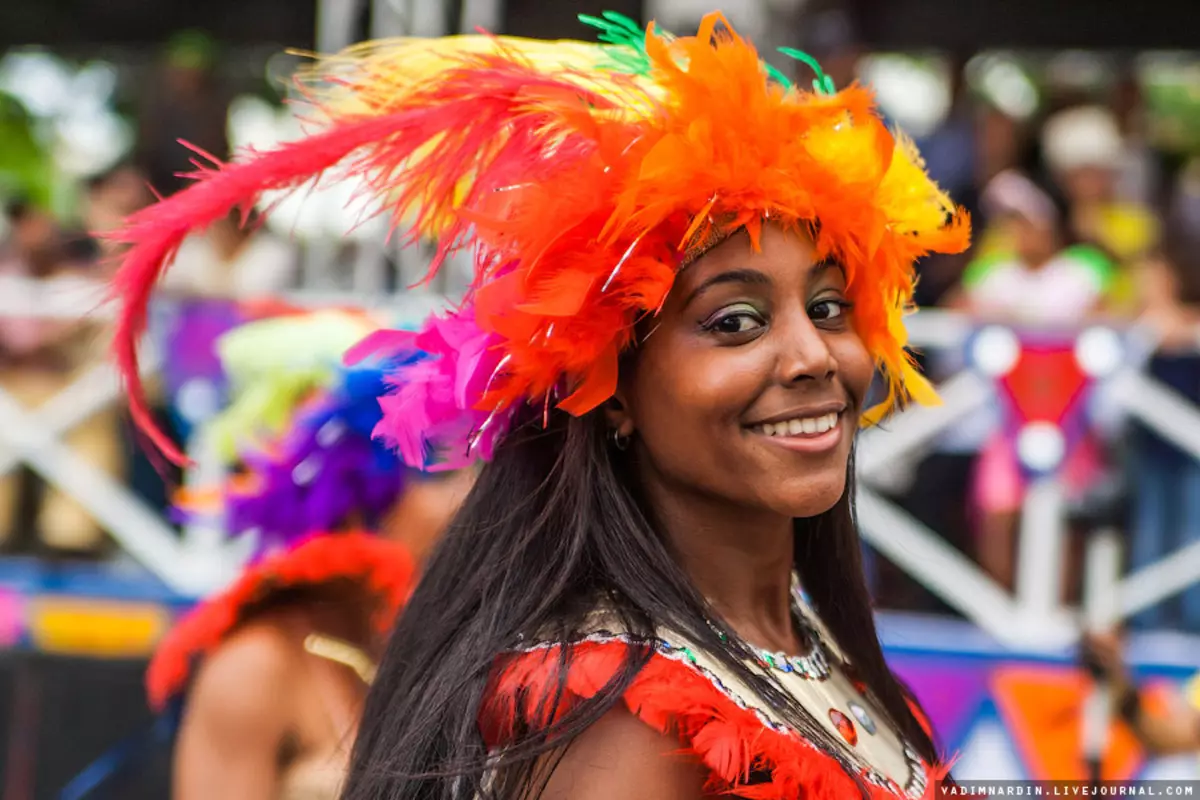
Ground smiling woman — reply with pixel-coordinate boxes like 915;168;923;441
616;226;875;527
106;11;969;800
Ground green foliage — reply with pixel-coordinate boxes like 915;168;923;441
0;92;54;209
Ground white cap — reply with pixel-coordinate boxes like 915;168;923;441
982;169;1059;226
1042;106;1124;174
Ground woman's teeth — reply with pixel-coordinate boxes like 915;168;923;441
755;412;839;437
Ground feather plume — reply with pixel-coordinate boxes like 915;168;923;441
111;12;969;469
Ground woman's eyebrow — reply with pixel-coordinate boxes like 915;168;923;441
810;259;845;281
683;268;772;307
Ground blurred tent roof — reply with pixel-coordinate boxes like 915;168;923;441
0;0;313;48
0;0;1190;58
850;0;1197;50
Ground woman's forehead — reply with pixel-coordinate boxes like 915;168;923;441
676;225;821;285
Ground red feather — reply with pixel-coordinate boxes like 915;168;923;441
111;116;428;464
145;532;414;709
483;640;952;800
109;53;622;465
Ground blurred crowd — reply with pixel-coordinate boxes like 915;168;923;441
861;51;1200;630
2;22;1200;631
0;33;298;560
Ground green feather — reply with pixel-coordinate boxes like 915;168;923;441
580;12;830;97
778;46;838;95
763;62;794;89
601;10;643;35
579;11;656;76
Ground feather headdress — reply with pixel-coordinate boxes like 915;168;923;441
179;312;422;550
205;309;383;462
111;11;969;468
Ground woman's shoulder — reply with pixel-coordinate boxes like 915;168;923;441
195;616;305;687
537;707;709;800
483;612;936;800
184;620;302;734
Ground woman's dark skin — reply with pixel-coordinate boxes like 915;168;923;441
541;222;875;798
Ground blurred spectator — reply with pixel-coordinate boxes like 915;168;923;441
1041;105;1159;312
1127;213;1200;630
919;56;978;214
0;200;119;557
1083;631;1200;755
953;171;1110;589
799;8;862;92
81;163;154;262
955;105;1034;267
160;209;297;300
1169;157;1200;231
958;170;1114;324
1110;70;1164;209
911;57;981;308
135;31;231;198
3;200;62;276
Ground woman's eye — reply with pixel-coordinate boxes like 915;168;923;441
703;306;766;335
809;299;851;322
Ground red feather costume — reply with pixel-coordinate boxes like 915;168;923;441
147;532;414;710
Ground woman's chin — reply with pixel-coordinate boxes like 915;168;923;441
774;476;848;519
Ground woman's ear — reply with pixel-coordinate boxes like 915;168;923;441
603;391;636;438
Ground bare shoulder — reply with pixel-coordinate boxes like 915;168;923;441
173;619;303;798
185;618;300;735
539;706;709;800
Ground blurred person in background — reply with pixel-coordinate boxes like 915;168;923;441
797;8;863;95
1083;631;1200;756
82;163;154;263
910;56;982;309
161;208;298;300
968;106;1036;259
0;200;118;557
1041;105;1160;313
957;170;1115;325
1110;68;1164;210
952;171;1112;589
140;312;473;800
136;30;231;198
1171;159;1200;230
1126;211;1200;630
917;56;978;220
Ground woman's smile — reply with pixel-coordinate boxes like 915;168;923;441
744;404;847;454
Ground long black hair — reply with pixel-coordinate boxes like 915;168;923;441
342;406;937;799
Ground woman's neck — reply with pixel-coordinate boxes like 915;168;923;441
641;472;797;651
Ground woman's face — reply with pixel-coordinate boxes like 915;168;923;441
615;223;874;520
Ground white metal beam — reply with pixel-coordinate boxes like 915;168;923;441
1119;539;1200;619
1015;477;1068;621
1114;370;1200;463
857;370;993;483
0;389;242;596
854;487;1057;648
